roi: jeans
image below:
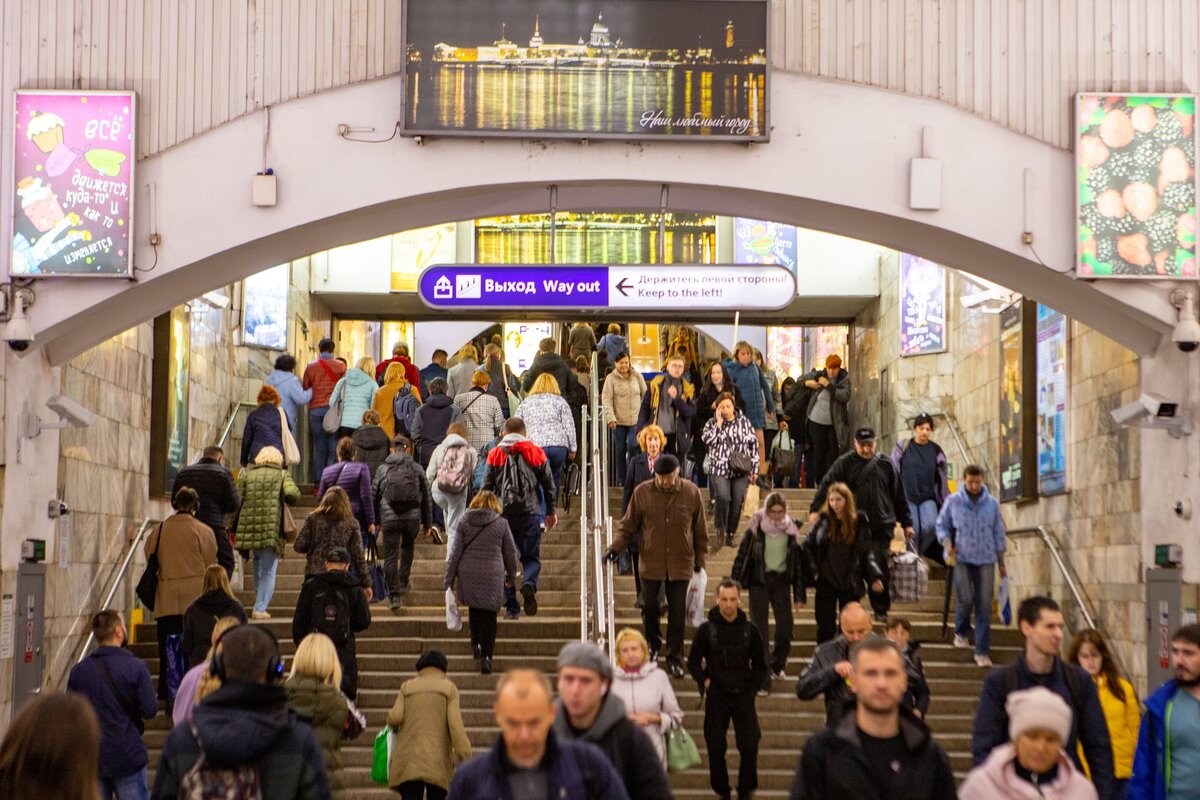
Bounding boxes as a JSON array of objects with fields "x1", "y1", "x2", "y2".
[
  {"x1": 709, "y1": 474, "x2": 750, "y2": 536},
  {"x1": 504, "y1": 514, "x2": 543, "y2": 615},
  {"x1": 432, "y1": 486, "x2": 467, "y2": 560},
  {"x1": 309, "y1": 407, "x2": 337, "y2": 483},
  {"x1": 748, "y1": 572, "x2": 793, "y2": 683},
  {"x1": 806, "y1": 420, "x2": 838, "y2": 487},
  {"x1": 907, "y1": 499, "x2": 941, "y2": 561},
  {"x1": 154, "y1": 614, "x2": 183, "y2": 701},
  {"x1": 641, "y1": 578, "x2": 689, "y2": 662},
  {"x1": 381, "y1": 520, "x2": 419, "y2": 597},
  {"x1": 252, "y1": 548, "x2": 279, "y2": 613},
  {"x1": 101, "y1": 768, "x2": 148, "y2": 800},
  {"x1": 542, "y1": 445, "x2": 569, "y2": 516},
  {"x1": 954, "y1": 561, "x2": 996, "y2": 655},
  {"x1": 612, "y1": 425, "x2": 638, "y2": 485},
  {"x1": 398, "y1": 782, "x2": 447, "y2": 800},
  {"x1": 469, "y1": 607, "x2": 499, "y2": 659},
  {"x1": 867, "y1": 531, "x2": 893, "y2": 618},
  {"x1": 703, "y1": 686, "x2": 760, "y2": 799}
]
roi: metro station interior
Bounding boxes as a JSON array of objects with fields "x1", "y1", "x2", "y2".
[{"x1": 1, "y1": 1, "x2": 1199, "y2": 798}]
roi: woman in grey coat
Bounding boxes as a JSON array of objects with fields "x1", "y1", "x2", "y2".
[{"x1": 444, "y1": 491, "x2": 520, "y2": 675}]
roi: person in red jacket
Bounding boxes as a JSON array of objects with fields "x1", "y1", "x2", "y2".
[
  {"x1": 375, "y1": 342, "x2": 421, "y2": 389},
  {"x1": 302, "y1": 337, "x2": 347, "y2": 481}
]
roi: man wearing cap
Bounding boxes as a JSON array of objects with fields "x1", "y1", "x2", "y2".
[
  {"x1": 793, "y1": 355, "x2": 852, "y2": 486},
  {"x1": 552, "y1": 642, "x2": 672, "y2": 800},
  {"x1": 291, "y1": 546, "x2": 372, "y2": 700},
  {"x1": 890, "y1": 413, "x2": 950, "y2": 565},
  {"x1": 609, "y1": 453, "x2": 708, "y2": 678},
  {"x1": 809, "y1": 427, "x2": 913, "y2": 620}
]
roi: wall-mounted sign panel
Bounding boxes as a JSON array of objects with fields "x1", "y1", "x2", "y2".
[
  {"x1": 242, "y1": 264, "x2": 290, "y2": 350},
  {"x1": 1036, "y1": 305, "x2": 1069, "y2": 495},
  {"x1": 418, "y1": 264, "x2": 795, "y2": 310},
  {"x1": 733, "y1": 218, "x2": 797, "y2": 272},
  {"x1": 899, "y1": 254, "x2": 946, "y2": 356},
  {"x1": 402, "y1": 0, "x2": 768, "y2": 141},
  {"x1": 11, "y1": 90, "x2": 136, "y2": 277},
  {"x1": 1075, "y1": 93, "x2": 1197, "y2": 279}
]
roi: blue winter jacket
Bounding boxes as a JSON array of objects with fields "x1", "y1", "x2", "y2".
[
  {"x1": 67, "y1": 646, "x2": 158, "y2": 781},
  {"x1": 241, "y1": 403, "x2": 285, "y2": 467},
  {"x1": 449, "y1": 731, "x2": 629, "y2": 800},
  {"x1": 935, "y1": 484, "x2": 1006, "y2": 565},
  {"x1": 265, "y1": 369, "x2": 312, "y2": 431},
  {"x1": 1130, "y1": 680, "x2": 1184, "y2": 800},
  {"x1": 723, "y1": 359, "x2": 775, "y2": 429}
]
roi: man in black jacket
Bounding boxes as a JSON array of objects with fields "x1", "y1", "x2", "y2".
[
  {"x1": 482, "y1": 417, "x2": 559, "y2": 619},
  {"x1": 809, "y1": 427, "x2": 913, "y2": 619},
  {"x1": 172, "y1": 445, "x2": 241, "y2": 575},
  {"x1": 521, "y1": 337, "x2": 579, "y2": 396},
  {"x1": 372, "y1": 435, "x2": 433, "y2": 611},
  {"x1": 790, "y1": 637, "x2": 956, "y2": 800},
  {"x1": 552, "y1": 641, "x2": 672, "y2": 800},
  {"x1": 152, "y1": 625, "x2": 330, "y2": 800},
  {"x1": 688, "y1": 579, "x2": 768, "y2": 800},
  {"x1": 796, "y1": 602, "x2": 876, "y2": 725},
  {"x1": 292, "y1": 547, "x2": 371, "y2": 700}
]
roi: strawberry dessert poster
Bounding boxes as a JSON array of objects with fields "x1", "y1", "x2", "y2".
[{"x1": 10, "y1": 91, "x2": 135, "y2": 277}]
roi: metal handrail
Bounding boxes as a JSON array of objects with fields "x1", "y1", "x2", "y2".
[
  {"x1": 927, "y1": 411, "x2": 988, "y2": 477},
  {"x1": 217, "y1": 401, "x2": 258, "y2": 453},
  {"x1": 72, "y1": 517, "x2": 156, "y2": 667},
  {"x1": 580, "y1": 405, "x2": 591, "y2": 641}
]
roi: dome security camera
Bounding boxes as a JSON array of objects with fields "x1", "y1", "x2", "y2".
[
  {"x1": 1171, "y1": 290, "x2": 1200, "y2": 353},
  {"x1": 4, "y1": 291, "x2": 33, "y2": 352}
]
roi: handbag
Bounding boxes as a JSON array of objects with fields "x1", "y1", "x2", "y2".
[
  {"x1": 729, "y1": 449, "x2": 754, "y2": 477},
  {"x1": 321, "y1": 358, "x2": 344, "y2": 433},
  {"x1": 279, "y1": 476, "x2": 298, "y2": 543},
  {"x1": 366, "y1": 539, "x2": 388, "y2": 604},
  {"x1": 770, "y1": 430, "x2": 797, "y2": 478},
  {"x1": 135, "y1": 524, "x2": 165, "y2": 611},
  {"x1": 370, "y1": 727, "x2": 395, "y2": 785},
  {"x1": 889, "y1": 539, "x2": 930, "y2": 604},
  {"x1": 277, "y1": 405, "x2": 301, "y2": 464},
  {"x1": 165, "y1": 634, "x2": 187, "y2": 701},
  {"x1": 446, "y1": 588, "x2": 462, "y2": 631},
  {"x1": 666, "y1": 724, "x2": 701, "y2": 772}
]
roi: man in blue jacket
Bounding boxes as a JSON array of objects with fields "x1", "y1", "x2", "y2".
[
  {"x1": 935, "y1": 463, "x2": 1006, "y2": 667},
  {"x1": 971, "y1": 596, "x2": 1115, "y2": 800},
  {"x1": 1130, "y1": 623, "x2": 1200, "y2": 800},
  {"x1": 67, "y1": 610, "x2": 158, "y2": 800},
  {"x1": 451, "y1": 668, "x2": 629, "y2": 800}
]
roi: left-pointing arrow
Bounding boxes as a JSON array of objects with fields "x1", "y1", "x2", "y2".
[{"x1": 615, "y1": 277, "x2": 633, "y2": 296}]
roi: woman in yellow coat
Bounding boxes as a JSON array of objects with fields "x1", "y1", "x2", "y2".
[
  {"x1": 1068, "y1": 629, "x2": 1140, "y2": 799},
  {"x1": 374, "y1": 361, "x2": 422, "y2": 440}
]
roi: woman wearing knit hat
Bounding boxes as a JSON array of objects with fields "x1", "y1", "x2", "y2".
[{"x1": 959, "y1": 686, "x2": 1098, "y2": 799}]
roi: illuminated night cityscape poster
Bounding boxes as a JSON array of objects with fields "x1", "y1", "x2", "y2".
[{"x1": 402, "y1": 0, "x2": 769, "y2": 141}]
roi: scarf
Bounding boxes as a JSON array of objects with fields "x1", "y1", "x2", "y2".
[{"x1": 750, "y1": 508, "x2": 799, "y2": 540}]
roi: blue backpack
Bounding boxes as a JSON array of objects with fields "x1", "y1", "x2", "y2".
[{"x1": 393, "y1": 388, "x2": 420, "y2": 436}]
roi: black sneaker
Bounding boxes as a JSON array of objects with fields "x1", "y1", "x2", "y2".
[
  {"x1": 480, "y1": 657, "x2": 492, "y2": 675},
  {"x1": 388, "y1": 595, "x2": 401, "y2": 612},
  {"x1": 504, "y1": 610, "x2": 520, "y2": 620},
  {"x1": 668, "y1": 660, "x2": 685, "y2": 679},
  {"x1": 521, "y1": 584, "x2": 539, "y2": 616}
]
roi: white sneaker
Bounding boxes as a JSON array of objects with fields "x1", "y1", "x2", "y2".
[
  {"x1": 953, "y1": 635, "x2": 970, "y2": 649},
  {"x1": 251, "y1": 611, "x2": 271, "y2": 620},
  {"x1": 974, "y1": 654, "x2": 993, "y2": 667}
]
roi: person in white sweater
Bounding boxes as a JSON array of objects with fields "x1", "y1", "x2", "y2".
[{"x1": 609, "y1": 627, "x2": 685, "y2": 766}]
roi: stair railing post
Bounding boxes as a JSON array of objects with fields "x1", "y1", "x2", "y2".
[{"x1": 580, "y1": 406, "x2": 591, "y2": 641}]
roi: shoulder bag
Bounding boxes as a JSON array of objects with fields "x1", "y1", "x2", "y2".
[
  {"x1": 279, "y1": 474, "x2": 298, "y2": 543},
  {"x1": 277, "y1": 405, "x2": 301, "y2": 465},
  {"x1": 666, "y1": 722, "x2": 701, "y2": 772},
  {"x1": 135, "y1": 524, "x2": 165, "y2": 611},
  {"x1": 318, "y1": 359, "x2": 344, "y2": 433}
]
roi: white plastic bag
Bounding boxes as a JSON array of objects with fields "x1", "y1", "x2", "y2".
[
  {"x1": 998, "y1": 575, "x2": 1013, "y2": 625},
  {"x1": 685, "y1": 568, "x2": 708, "y2": 628},
  {"x1": 445, "y1": 587, "x2": 462, "y2": 631}
]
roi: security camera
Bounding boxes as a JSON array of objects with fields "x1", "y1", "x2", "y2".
[
  {"x1": 5, "y1": 291, "x2": 33, "y2": 352},
  {"x1": 1171, "y1": 290, "x2": 1200, "y2": 352},
  {"x1": 46, "y1": 395, "x2": 96, "y2": 428},
  {"x1": 1111, "y1": 393, "x2": 1178, "y2": 426}
]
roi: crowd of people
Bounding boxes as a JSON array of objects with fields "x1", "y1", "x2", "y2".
[{"x1": 7, "y1": 325, "x2": 1198, "y2": 800}]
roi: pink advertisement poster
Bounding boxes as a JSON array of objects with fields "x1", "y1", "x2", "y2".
[{"x1": 10, "y1": 90, "x2": 135, "y2": 277}]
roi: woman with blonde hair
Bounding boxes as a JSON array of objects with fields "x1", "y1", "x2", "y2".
[
  {"x1": 172, "y1": 616, "x2": 242, "y2": 725},
  {"x1": 330, "y1": 355, "x2": 379, "y2": 439},
  {"x1": 286, "y1": 633, "x2": 357, "y2": 800},
  {"x1": 447, "y1": 343, "x2": 480, "y2": 398},
  {"x1": 453, "y1": 369, "x2": 505, "y2": 453},
  {"x1": 294, "y1": 485, "x2": 369, "y2": 592},
  {"x1": 181, "y1": 564, "x2": 246, "y2": 668},
  {"x1": 240, "y1": 384, "x2": 287, "y2": 467},
  {"x1": 374, "y1": 361, "x2": 422, "y2": 439},
  {"x1": 516, "y1": 373, "x2": 576, "y2": 516},
  {"x1": 0, "y1": 692, "x2": 100, "y2": 800},
  {"x1": 445, "y1": 491, "x2": 520, "y2": 674},
  {"x1": 234, "y1": 445, "x2": 301, "y2": 619},
  {"x1": 610, "y1": 628, "x2": 684, "y2": 765},
  {"x1": 797, "y1": 481, "x2": 883, "y2": 643}
]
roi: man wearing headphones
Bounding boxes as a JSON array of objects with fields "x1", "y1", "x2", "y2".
[{"x1": 151, "y1": 625, "x2": 331, "y2": 799}]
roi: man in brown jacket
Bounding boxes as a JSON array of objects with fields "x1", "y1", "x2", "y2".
[{"x1": 608, "y1": 453, "x2": 707, "y2": 678}]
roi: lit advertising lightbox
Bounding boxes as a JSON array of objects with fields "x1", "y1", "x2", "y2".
[
  {"x1": 402, "y1": 0, "x2": 768, "y2": 141},
  {"x1": 504, "y1": 322, "x2": 555, "y2": 373},
  {"x1": 734, "y1": 218, "x2": 797, "y2": 272},
  {"x1": 242, "y1": 264, "x2": 290, "y2": 350},
  {"x1": 11, "y1": 90, "x2": 136, "y2": 277},
  {"x1": 1036, "y1": 305, "x2": 1068, "y2": 495},
  {"x1": 898, "y1": 254, "x2": 946, "y2": 356},
  {"x1": 1075, "y1": 94, "x2": 1197, "y2": 278},
  {"x1": 391, "y1": 223, "x2": 458, "y2": 292}
]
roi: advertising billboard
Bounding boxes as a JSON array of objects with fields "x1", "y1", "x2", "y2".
[
  {"x1": 504, "y1": 322, "x2": 555, "y2": 372},
  {"x1": 999, "y1": 302, "x2": 1025, "y2": 502},
  {"x1": 402, "y1": 0, "x2": 768, "y2": 141},
  {"x1": 1036, "y1": 305, "x2": 1069, "y2": 495},
  {"x1": 10, "y1": 90, "x2": 136, "y2": 277},
  {"x1": 391, "y1": 223, "x2": 458, "y2": 292},
  {"x1": 242, "y1": 264, "x2": 290, "y2": 350},
  {"x1": 733, "y1": 218, "x2": 797, "y2": 272},
  {"x1": 1075, "y1": 93, "x2": 1197, "y2": 279},
  {"x1": 898, "y1": 254, "x2": 946, "y2": 356}
]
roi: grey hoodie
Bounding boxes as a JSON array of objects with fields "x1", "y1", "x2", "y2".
[{"x1": 552, "y1": 692, "x2": 673, "y2": 800}]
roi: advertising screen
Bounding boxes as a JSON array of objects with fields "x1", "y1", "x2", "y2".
[
  {"x1": 11, "y1": 90, "x2": 136, "y2": 277},
  {"x1": 1036, "y1": 305, "x2": 1068, "y2": 495},
  {"x1": 504, "y1": 322, "x2": 555, "y2": 373},
  {"x1": 242, "y1": 264, "x2": 290, "y2": 350},
  {"x1": 999, "y1": 302, "x2": 1025, "y2": 501},
  {"x1": 899, "y1": 254, "x2": 947, "y2": 356},
  {"x1": 403, "y1": 0, "x2": 768, "y2": 141},
  {"x1": 1075, "y1": 93, "x2": 1197, "y2": 279},
  {"x1": 733, "y1": 218, "x2": 798, "y2": 272}
]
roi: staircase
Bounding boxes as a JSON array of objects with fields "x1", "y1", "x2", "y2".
[{"x1": 134, "y1": 484, "x2": 1019, "y2": 799}]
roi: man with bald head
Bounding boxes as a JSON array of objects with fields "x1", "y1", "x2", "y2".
[
  {"x1": 450, "y1": 669, "x2": 629, "y2": 800},
  {"x1": 796, "y1": 603, "x2": 877, "y2": 725}
]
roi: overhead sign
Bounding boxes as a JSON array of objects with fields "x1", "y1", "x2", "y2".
[{"x1": 418, "y1": 265, "x2": 795, "y2": 311}]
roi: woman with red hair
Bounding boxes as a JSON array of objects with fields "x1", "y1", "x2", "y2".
[{"x1": 240, "y1": 384, "x2": 286, "y2": 467}]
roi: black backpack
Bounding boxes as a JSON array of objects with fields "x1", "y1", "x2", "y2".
[
  {"x1": 383, "y1": 459, "x2": 421, "y2": 512},
  {"x1": 310, "y1": 583, "x2": 352, "y2": 645},
  {"x1": 497, "y1": 450, "x2": 531, "y2": 513}
]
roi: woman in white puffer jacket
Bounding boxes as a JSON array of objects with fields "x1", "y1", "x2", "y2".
[{"x1": 608, "y1": 627, "x2": 685, "y2": 766}]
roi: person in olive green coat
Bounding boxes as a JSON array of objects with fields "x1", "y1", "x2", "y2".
[
  {"x1": 386, "y1": 650, "x2": 472, "y2": 798},
  {"x1": 234, "y1": 446, "x2": 300, "y2": 618},
  {"x1": 285, "y1": 633, "x2": 357, "y2": 800}
]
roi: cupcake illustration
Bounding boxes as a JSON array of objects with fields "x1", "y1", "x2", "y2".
[
  {"x1": 25, "y1": 111, "x2": 65, "y2": 153},
  {"x1": 24, "y1": 107, "x2": 128, "y2": 178},
  {"x1": 17, "y1": 177, "x2": 66, "y2": 233}
]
